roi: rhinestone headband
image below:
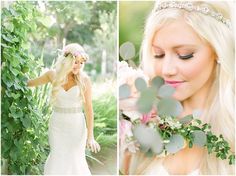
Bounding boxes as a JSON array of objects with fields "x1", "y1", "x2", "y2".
[{"x1": 155, "y1": 1, "x2": 231, "y2": 29}]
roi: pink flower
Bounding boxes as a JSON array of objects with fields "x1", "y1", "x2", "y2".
[
  {"x1": 73, "y1": 51, "x2": 81, "y2": 57},
  {"x1": 140, "y1": 108, "x2": 159, "y2": 124},
  {"x1": 141, "y1": 113, "x2": 152, "y2": 124}
]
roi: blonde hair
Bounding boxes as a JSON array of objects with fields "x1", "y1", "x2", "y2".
[
  {"x1": 136, "y1": 1, "x2": 235, "y2": 175},
  {"x1": 51, "y1": 43, "x2": 89, "y2": 105}
]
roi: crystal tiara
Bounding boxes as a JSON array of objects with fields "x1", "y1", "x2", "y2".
[{"x1": 155, "y1": 1, "x2": 231, "y2": 29}]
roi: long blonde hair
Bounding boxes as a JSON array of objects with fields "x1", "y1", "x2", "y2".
[
  {"x1": 138, "y1": 1, "x2": 235, "y2": 175},
  {"x1": 51, "y1": 43, "x2": 89, "y2": 105}
]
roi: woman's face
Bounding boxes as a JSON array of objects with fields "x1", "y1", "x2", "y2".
[
  {"x1": 151, "y1": 19, "x2": 216, "y2": 101},
  {"x1": 71, "y1": 56, "x2": 85, "y2": 75}
]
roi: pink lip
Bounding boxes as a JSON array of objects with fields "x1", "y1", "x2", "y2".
[{"x1": 165, "y1": 80, "x2": 185, "y2": 88}]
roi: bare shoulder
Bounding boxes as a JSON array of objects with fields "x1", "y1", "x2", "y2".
[
  {"x1": 47, "y1": 69, "x2": 56, "y2": 83},
  {"x1": 82, "y1": 72, "x2": 91, "y2": 86}
]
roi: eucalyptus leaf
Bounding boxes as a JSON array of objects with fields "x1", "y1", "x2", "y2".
[
  {"x1": 193, "y1": 109, "x2": 202, "y2": 118},
  {"x1": 151, "y1": 76, "x2": 164, "y2": 90},
  {"x1": 136, "y1": 88, "x2": 156, "y2": 113},
  {"x1": 145, "y1": 149, "x2": 154, "y2": 157},
  {"x1": 192, "y1": 130, "x2": 207, "y2": 147},
  {"x1": 157, "y1": 98, "x2": 183, "y2": 117},
  {"x1": 133, "y1": 124, "x2": 163, "y2": 154},
  {"x1": 158, "y1": 84, "x2": 176, "y2": 98},
  {"x1": 119, "y1": 42, "x2": 135, "y2": 60},
  {"x1": 119, "y1": 84, "x2": 131, "y2": 99},
  {"x1": 179, "y1": 114, "x2": 193, "y2": 124},
  {"x1": 165, "y1": 134, "x2": 185, "y2": 154},
  {"x1": 135, "y1": 77, "x2": 147, "y2": 91}
]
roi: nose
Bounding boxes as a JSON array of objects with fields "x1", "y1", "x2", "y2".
[{"x1": 161, "y1": 56, "x2": 178, "y2": 77}]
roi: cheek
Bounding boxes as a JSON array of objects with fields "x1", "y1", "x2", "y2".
[
  {"x1": 182, "y1": 57, "x2": 215, "y2": 83},
  {"x1": 153, "y1": 62, "x2": 162, "y2": 77}
]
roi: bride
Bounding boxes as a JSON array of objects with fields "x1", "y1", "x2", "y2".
[
  {"x1": 119, "y1": 1, "x2": 234, "y2": 175},
  {"x1": 27, "y1": 43, "x2": 100, "y2": 175}
]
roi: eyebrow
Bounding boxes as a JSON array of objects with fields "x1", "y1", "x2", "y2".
[{"x1": 152, "y1": 44, "x2": 197, "y2": 49}]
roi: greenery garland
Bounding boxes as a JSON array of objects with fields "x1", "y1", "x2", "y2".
[{"x1": 119, "y1": 62, "x2": 235, "y2": 165}]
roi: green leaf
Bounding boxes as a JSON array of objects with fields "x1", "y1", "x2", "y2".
[
  {"x1": 119, "y1": 41, "x2": 135, "y2": 60},
  {"x1": 136, "y1": 88, "x2": 156, "y2": 113},
  {"x1": 165, "y1": 134, "x2": 184, "y2": 154},
  {"x1": 11, "y1": 92, "x2": 21, "y2": 99},
  {"x1": 157, "y1": 84, "x2": 176, "y2": 98},
  {"x1": 157, "y1": 98, "x2": 183, "y2": 117},
  {"x1": 22, "y1": 118, "x2": 31, "y2": 128},
  {"x1": 38, "y1": 16, "x2": 54, "y2": 28},
  {"x1": 145, "y1": 149, "x2": 154, "y2": 157},
  {"x1": 119, "y1": 84, "x2": 131, "y2": 99},
  {"x1": 133, "y1": 124, "x2": 163, "y2": 154},
  {"x1": 4, "y1": 21, "x2": 14, "y2": 32},
  {"x1": 192, "y1": 130, "x2": 207, "y2": 147},
  {"x1": 135, "y1": 77, "x2": 147, "y2": 91},
  {"x1": 229, "y1": 155, "x2": 235, "y2": 165},
  {"x1": 151, "y1": 76, "x2": 164, "y2": 90},
  {"x1": 2, "y1": 34, "x2": 14, "y2": 43},
  {"x1": 193, "y1": 109, "x2": 202, "y2": 118},
  {"x1": 179, "y1": 114, "x2": 193, "y2": 124}
]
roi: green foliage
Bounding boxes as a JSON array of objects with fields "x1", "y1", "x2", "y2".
[
  {"x1": 120, "y1": 74, "x2": 235, "y2": 165},
  {"x1": 119, "y1": 1, "x2": 154, "y2": 64},
  {"x1": 119, "y1": 84, "x2": 131, "y2": 99},
  {"x1": 30, "y1": 1, "x2": 117, "y2": 76},
  {"x1": 88, "y1": 83, "x2": 117, "y2": 169},
  {"x1": 1, "y1": 2, "x2": 50, "y2": 174},
  {"x1": 165, "y1": 134, "x2": 185, "y2": 154},
  {"x1": 93, "y1": 87, "x2": 116, "y2": 139},
  {"x1": 133, "y1": 124, "x2": 163, "y2": 154},
  {"x1": 119, "y1": 42, "x2": 136, "y2": 60}
]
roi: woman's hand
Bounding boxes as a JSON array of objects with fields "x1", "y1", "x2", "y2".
[{"x1": 86, "y1": 137, "x2": 101, "y2": 153}]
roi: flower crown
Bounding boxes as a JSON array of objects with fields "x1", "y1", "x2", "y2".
[
  {"x1": 155, "y1": 1, "x2": 231, "y2": 29},
  {"x1": 63, "y1": 50, "x2": 89, "y2": 62}
]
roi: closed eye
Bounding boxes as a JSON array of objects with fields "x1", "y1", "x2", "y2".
[
  {"x1": 178, "y1": 53, "x2": 194, "y2": 60},
  {"x1": 154, "y1": 54, "x2": 165, "y2": 59}
]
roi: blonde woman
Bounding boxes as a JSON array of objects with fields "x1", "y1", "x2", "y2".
[
  {"x1": 120, "y1": 1, "x2": 234, "y2": 175},
  {"x1": 27, "y1": 43, "x2": 100, "y2": 175}
]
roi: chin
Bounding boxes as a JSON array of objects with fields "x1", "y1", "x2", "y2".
[
  {"x1": 172, "y1": 92, "x2": 187, "y2": 102},
  {"x1": 72, "y1": 70, "x2": 79, "y2": 75}
]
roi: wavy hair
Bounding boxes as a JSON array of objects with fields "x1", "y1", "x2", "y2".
[
  {"x1": 50, "y1": 43, "x2": 89, "y2": 105},
  {"x1": 136, "y1": 1, "x2": 235, "y2": 175}
]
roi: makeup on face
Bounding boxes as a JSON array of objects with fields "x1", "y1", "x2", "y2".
[{"x1": 152, "y1": 44, "x2": 197, "y2": 60}]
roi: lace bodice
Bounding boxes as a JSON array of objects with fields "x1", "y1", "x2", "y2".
[{"x1": 53, "y1": 86, "x2": 83, "y2": 108}]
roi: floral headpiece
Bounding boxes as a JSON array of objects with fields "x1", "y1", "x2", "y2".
[
  {"x1": 155, "y1": 1, "x2": 231, "y2": 29},
  {"x1": 63, "y1": 50, "x2": 89, "y2": 62}
]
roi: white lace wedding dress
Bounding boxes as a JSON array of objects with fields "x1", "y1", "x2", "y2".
[{"x1": 44, "y1": 86, "x2": 91, "y2": 175}]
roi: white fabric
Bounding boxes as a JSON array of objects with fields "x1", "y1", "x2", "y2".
[
  {"x1": 144, "y1": 158, "x2": 199, "y2": 175},
  {"x1": 44, "y1": 86, "x2": 91, "y2": 175}
]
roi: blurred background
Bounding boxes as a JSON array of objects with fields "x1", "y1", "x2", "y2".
[
  {"x1": 1, "y1": 1, "x2": 117, "y2": 175},
  {"x1": 119, "y1": 1, "x2": 154, "y2": 65}
]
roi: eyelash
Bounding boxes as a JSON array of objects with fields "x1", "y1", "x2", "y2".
[
  {"x1": 75, "y1": 62, "x2": 83, "y2": 64},
  {"x1": 154, "y1": 53, "x2": 194, "y2": 60}
]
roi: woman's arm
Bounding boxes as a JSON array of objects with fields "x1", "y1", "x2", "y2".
[
  {"x1": 83, "y1": 77, "x2": 94, "y2": 139},
  {"x1": 27, "y1": 70, "x2": 55, "y2": 87},
  {"x1": 83, "y1": 76, "x2": 100, "y2": 153},
  {"x1": 121, "y1": 150, "x2": 132, "y2": 175}
]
